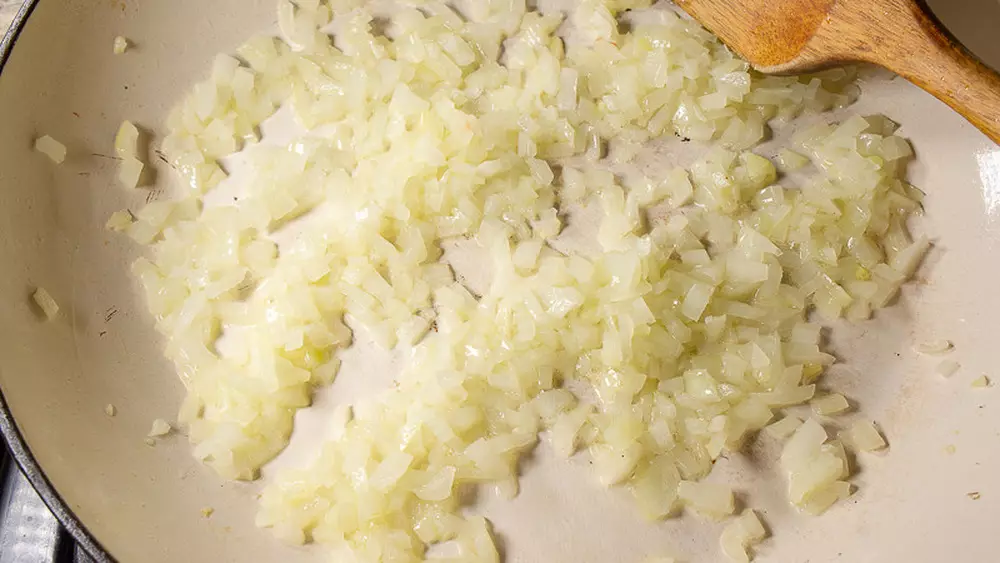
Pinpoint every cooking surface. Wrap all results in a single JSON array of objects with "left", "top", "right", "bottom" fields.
[
  {"left": 0, "top": 3, "right": 89, "bottom": 561},
  {"left": 0, "top": 1, "right": 999, "bottom": 563}
]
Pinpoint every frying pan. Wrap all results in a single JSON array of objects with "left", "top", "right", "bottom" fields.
[{"left": 1, "top": 1, "right": 999, "bottom": 562}]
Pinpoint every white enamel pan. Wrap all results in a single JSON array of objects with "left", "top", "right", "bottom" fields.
[{"left": 1, "top": 1, "right": 1000, "bottom": 562}]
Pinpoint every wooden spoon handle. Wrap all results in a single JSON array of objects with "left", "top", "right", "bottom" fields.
[
  {"left": 885, "top": 2, "right": 1000, "bottom": 144},
  {"left": 830, "top": 0, "right": 1000, "bottom": 144}
]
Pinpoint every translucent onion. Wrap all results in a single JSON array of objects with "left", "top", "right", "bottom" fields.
[{"left": 123, "top": 0, "right": 927, "bottom": 558}]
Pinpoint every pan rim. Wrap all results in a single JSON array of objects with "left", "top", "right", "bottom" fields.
[{"left": 0, "top": 1, "right": 115, "bottom": 561}]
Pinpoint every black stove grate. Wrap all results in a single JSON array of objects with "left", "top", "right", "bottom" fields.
[{"left": 0, "top": 448, "right": 93, "bottom": 563}]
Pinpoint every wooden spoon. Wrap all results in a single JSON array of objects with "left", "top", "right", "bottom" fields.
[{"left": 674, "top": 0, "right": 1000, "bottom": 144}]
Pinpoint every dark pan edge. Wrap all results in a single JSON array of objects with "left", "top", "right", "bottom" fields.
[{"left": 0, "top": 1, "right": 115, "bottom": 561}]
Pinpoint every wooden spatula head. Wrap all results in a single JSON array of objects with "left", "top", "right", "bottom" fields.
[
  {"left": 675, "top": 0, "right": 1000, "bottom": 145},
  {"left": 674, "top": 0, "right": 837, "bottom": 72}
]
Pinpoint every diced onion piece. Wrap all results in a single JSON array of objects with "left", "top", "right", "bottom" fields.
[
  {"left": 915, "top": 339, "right": 953, "bottom": 355},
  {"left": 721, "top": 532, "right": 751, "bottom": 563},
  {"left": 136, "top": 0, "right": 928, "bottom": 554},
  {"left": 681, "top": 283, "right": 714, "bottom": 321},
  {"left": 105, "top": 404, "right": 117, "bottom": 417},
  {"left": 880, "top": 135, "right": 913, "bottom": 160},
  {"left": 737, "top": 509, "right": 766, "bottom": 541},
  {"left": 416, "top": 466, "right": 456, "bottom": 502},
  {"left": 113, "top": 36, "right": 129, "bottom": 54},
  {"left": 591, "top": 443, "right": 641, "bottom": 486},
  {"left": 105, "top": 210, "right": 135, "bottom": 232},
  {"left": 550, "top": 406, "right": 590, "bottom": 458},
  {"left": 119, "top": 157, "right": 144, "bottom": 188},
  {"left": 935, "top": 359, "right": 960, "bottom": 378},
  {"left": 115, "top": 121, "right": 140, "bottom": 158},
  {"left": 758, "top": 384, "right": 816, "bottom": 407},
  {"left": 720, "top": 509, "right": 767, "bottom": 563},
  {"left": 775, "top": 149, "right": 809, "bottom": 171},
  {"left": 34, "top": 135, "right": 66, "bottom": 164},
  {"left": 464, "top": 517, "right": 500, "bottom": 563},
  {"left": 971, "top": 375, "right": 991, "bottom": 388},
  {"left": 811, "top": 394, "right": 850, "bottom": 416},
  {"left": 527, "top": 158, "right": 554, "bottom": 185},
  {"left": 890, "top": 236, "right": 930, "bottom": 277},
  {"left": 148, "top": 419, "right": 172, "bottom": 437},
  {"left": 780, "top": 418, "right": 827, "bottom": 469},
  {"left": 31, "top": 288, "right": 59, "bottom": 320},
  {"left": 781, "top": 419, "right": 850, "bottom": 510},
  {"left": 800, "top": 481, "right": 852, "bottom": 515},
  {"left": 765, "top": 416, "right": 803, "bottom": 440},
  {"left": 558, "top": 68, "right": 579, "bottom": 111},
  {"left": 370, "top": 451, "right": 414, "bottom": 491},
  {"left": 848, "top": 420, "right": 886, "bottom": 452},
  {"left": 678, "top": 481, "right": 735, "bottom": 520}
]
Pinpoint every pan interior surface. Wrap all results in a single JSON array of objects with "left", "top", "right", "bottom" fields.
[
  {"left": 0, "top": 1, "right": 320, "bottom": 562},
  {"left": 0, "top": 1, "right": 999, "bottom": 562}
]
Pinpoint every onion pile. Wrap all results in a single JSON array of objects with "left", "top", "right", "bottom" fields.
[{"left": 123, "top": 0, "right": 925, "bottom": 560}]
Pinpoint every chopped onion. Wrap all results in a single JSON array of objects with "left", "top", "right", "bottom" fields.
[
  {"left": 113, "top": 36, "right": 129, "bottom": 55},
  {"left": 847, "top": 420, "right": 886, "bottom": 452},
  {"left": 148, "top": 419, "right": 172, "bottom": 437},
  {"left": 765, "top": 416, "right": 803, "bottom": 440},
  {"left": 31, "top": 287, "right": 59, "bottom": 320},
  {"left": 800, "top": 480, "right": 852, "bottom": 515},
  {"left": 678, "top": 481, "right": 735, "bottom": 520},
  {"left": 775, "top": 149, "right": 809, "bottom": 171},
  {"left": 935, "top": 359, "right": 960, "bottom": 378},
  {"left": 105, "top": 209, "right": 135, "bottom": 232},
  {"left": 115, "top": 121, "right": 140, "bottom": 158},
  {"left": 781, "top": 419, "right": 850, "bottom": 512},
  {"left": 118, "top": 157, "right": 144, "bottom": 188},
  {"left": 720, "top": 509, "right": 767, "bottom": 562},
  {"left": 126, "top": 0, "right": 928, "bottom": 557},
  {"left": 890, "top": 236, "right": 930, "bottom": 277},
  {"left": 811, "top": 394, "right": 850, "bottom": 416},
  {"left": 34, "top": 135, "right": 66, "bottom": 164},
  {"left": 915, "top": 339, "right": 953, "bottom": 355}
]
